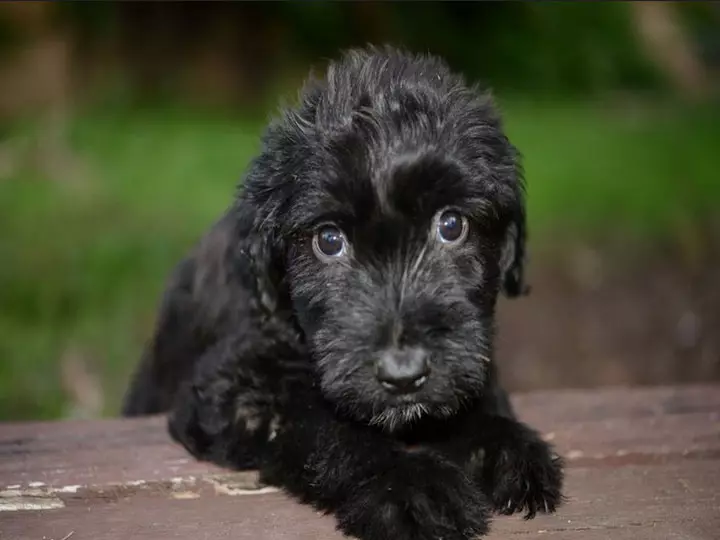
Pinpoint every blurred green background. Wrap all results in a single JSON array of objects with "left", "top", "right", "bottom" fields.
[{"left": 1, "top": 2, "right": 718, "bottom": 421}]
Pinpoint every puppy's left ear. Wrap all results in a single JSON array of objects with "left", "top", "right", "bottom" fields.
[{"left": 499, "top": 205, "right": 530, "bottom": 298}]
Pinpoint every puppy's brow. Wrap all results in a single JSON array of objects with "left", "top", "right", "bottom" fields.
[
  {"left": 293, "top": 192, "right": 365, "bottom": 231},
  {"left": 385, "top": 155, "right": 472, "bottom": 218},
  {"left": 463, "top": 197, "right": 501, "bottom": 222}
]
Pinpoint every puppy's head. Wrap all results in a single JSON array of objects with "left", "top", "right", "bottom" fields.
[{"left": 240, "top": 47, "right": 527, "bottom": 430}]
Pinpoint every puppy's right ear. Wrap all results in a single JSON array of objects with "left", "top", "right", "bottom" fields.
[{"left": 193, "top": 197, "right": 285, "bottom": 325}]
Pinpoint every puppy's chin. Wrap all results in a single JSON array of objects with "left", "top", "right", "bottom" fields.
[
  {"left": 368, "top": 400, "right": 456, "bottom": 433},
  {"left": 321, "top": 383, "right": 461, "bottom": 433}
]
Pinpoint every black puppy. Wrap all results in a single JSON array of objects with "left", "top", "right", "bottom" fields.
[{"left": 123, "top": 46, "right": 563, "bottom": 540}]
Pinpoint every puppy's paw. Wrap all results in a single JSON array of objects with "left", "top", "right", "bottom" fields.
[
  {"left": 338, "top": 452, "right": 491, "bottom": 540},
  {"left": 168, "top": 379, "right": 272, "bottom": 469},
  {"left": 482, "top": 422, "right": 564, "bottom": 519}
]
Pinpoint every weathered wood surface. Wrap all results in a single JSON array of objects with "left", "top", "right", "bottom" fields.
[{"left": 1, "top": 384, "right": 719, "bottom": 539}]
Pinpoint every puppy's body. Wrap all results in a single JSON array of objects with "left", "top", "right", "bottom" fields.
[{"left": 123, "top": 46, "right": 563, "bottom": 540}]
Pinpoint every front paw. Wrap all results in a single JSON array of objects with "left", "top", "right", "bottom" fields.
[
  {"left": 481, "top": 422, "right": 564, "bottom": 519},
  {"left": 167, "top": 380, "right": 271, "bottom": 469},
  {"left": 338, "top": 452, "right": 491, "bottom": 540}
]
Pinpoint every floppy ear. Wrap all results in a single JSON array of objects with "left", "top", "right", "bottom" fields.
[
  {"left": 193, "top": 197, "right": 286, "bottom": 329},
  {"left": 499, "top": 204, "right": 530, "bottom": 298}
]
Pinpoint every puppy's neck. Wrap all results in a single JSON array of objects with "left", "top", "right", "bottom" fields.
[{"left": 389, "top": 407, "right": 472, "bottom": 448}]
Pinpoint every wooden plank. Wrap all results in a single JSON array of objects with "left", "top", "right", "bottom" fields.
[
  {"left": 2, "top": 460, "right": 718, "bottom": 540},
  {"left": 0, "top": 416, "right": 227, "bottom": 488},
  {"left": 1, "top": 384, "right": 719, "bottom": 539}
]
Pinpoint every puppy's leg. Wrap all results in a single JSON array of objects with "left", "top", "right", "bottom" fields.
[
  {"left": 432, "top": 363, "right": 563, "bottom": 518},
  {"left": 167, "top": 326, "right": 299, "bottom": 469},
  {"left": 460, "top": 412, "right": 564, "bottom": 520},
  {"left": 262, "top": 392, "right": 492, "bottom": 540}
]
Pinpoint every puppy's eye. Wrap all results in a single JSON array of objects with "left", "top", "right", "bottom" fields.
[
  {"left": 436, "top": 210, "right": 468, "bottom": 244},
  {"left": 313, "top": 225, "right": 347, "bottom": 259}
]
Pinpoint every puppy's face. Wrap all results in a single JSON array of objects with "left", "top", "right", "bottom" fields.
[
  {"left": 285, "top": 145, "right": 519, "bottom": 431},
  {"left": 243, "top": 49, "right": 525, "bottom": 431}
]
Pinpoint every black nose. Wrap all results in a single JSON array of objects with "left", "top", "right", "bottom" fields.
[{"left": 375, "top": 348, "right": 430, "bottom": 394}]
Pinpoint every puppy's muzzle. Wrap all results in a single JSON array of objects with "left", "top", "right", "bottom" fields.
[{"left": 374, "top": 347, "right": 430, "bottom": 394}]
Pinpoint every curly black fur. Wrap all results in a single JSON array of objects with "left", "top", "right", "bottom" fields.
[{"left": 122, "top": 45, "right": 564, "bottom": 540}]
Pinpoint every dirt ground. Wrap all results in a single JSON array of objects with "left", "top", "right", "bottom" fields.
[{"left": 496, "top": 239, "right": 720, "bottom": 392}]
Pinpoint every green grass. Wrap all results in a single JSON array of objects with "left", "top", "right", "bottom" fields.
[
  {"left": 1, "top": 99, "right": 718, "bottom": 421},
  {"left": 501, "top": 98, "right": 720, "bottom": 241}
]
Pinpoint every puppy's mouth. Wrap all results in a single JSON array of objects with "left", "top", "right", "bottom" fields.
[
  {"left": 367, "top": 398, "right": 456, "bottom": 432},
  {"left": 369, "top": 402, "right": 429, "bottom": 432}
]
